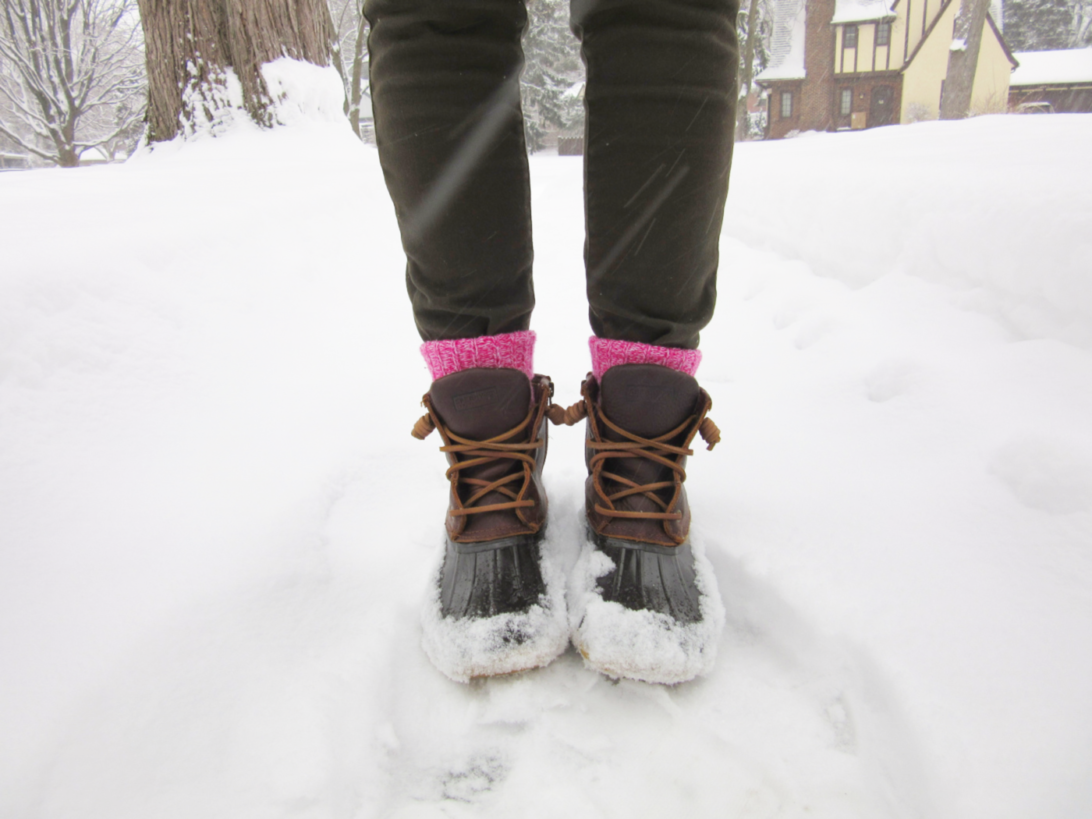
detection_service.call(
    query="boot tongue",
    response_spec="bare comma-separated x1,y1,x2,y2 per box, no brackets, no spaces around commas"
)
599,364,700,438
429,367,532,439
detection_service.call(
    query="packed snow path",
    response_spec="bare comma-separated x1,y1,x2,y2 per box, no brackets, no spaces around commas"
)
2,88,1091,817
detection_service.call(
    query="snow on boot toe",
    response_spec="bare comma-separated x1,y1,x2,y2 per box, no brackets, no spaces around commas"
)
570,532,724,685
422,534,569,683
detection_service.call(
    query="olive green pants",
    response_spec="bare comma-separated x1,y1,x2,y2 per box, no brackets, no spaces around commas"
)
366,0,739,349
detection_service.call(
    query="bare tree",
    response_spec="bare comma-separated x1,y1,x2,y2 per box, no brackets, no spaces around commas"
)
137,0,337,144
1075,0,1092,47
327,0,368,139
0,0,145,167
736,0,772,141
939,0,990,120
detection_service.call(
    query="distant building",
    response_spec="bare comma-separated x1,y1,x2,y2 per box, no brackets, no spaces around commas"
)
1,152,30,170
1009,48,1092,114
756,0,1017,139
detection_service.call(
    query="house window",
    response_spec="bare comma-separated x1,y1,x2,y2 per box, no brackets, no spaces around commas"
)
840,88,853,116
780,90,793,119
876,21,891,46
844,25,858,48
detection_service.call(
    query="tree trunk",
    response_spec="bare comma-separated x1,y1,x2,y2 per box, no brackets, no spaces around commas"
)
137,0,337,143
348,8,368,139
735,0,759,141
939,0,990,120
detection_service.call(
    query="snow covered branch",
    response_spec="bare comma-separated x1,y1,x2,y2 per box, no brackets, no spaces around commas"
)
0,0,145,167
326,0,370,140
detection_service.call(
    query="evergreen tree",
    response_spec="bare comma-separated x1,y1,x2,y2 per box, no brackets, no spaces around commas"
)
520,0,584,152
1003,0,1074,50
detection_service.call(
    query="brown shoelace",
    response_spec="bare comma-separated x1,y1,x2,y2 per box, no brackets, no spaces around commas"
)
548,397,720,522
413,392,720,522
413,405,544,517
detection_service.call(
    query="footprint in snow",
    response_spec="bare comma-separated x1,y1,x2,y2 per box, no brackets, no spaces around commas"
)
439,753,508,802
864,359,921,403
990,434,1092,514
794,317,840,349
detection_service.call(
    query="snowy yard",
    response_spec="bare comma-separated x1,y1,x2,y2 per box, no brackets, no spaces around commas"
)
2,76,1091,818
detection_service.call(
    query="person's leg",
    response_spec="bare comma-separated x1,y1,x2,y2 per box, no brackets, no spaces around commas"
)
572,0,739,352
366,0,535,342
367,0,567,680
565,0,739,683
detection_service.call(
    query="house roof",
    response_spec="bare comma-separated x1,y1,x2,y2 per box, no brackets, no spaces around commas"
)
831,0,895,25
755,0,806,82
1010,48,1092,87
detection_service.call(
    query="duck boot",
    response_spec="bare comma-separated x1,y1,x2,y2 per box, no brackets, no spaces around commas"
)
413,367,568,681
563,363,725,684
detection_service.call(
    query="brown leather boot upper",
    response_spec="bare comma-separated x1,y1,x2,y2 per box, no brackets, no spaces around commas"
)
578,364,718,548
413,368,552,544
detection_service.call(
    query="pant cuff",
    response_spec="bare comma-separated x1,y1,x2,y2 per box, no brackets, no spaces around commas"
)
589,336,701,381
421,330,535,381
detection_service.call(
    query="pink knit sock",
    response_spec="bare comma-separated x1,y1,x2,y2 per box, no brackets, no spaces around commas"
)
589,336,701,381
421,330,535,381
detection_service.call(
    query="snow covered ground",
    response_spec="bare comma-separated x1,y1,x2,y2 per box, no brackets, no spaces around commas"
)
2,67,1091,818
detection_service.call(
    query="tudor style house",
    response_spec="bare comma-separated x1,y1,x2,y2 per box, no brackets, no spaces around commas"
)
756,0,1017,139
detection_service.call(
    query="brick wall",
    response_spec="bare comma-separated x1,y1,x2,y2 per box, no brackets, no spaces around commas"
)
800,0,837,132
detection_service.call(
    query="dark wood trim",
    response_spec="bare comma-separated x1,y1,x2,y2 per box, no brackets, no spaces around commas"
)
905,0,954,70
921,0,928,43
872,23,879,71
833,69,903,80
832,26,839,78
1012,83,1092,92
903,0,912,65
986,12,1018,67
839,27,845,73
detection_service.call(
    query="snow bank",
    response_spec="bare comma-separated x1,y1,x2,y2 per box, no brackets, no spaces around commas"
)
2,109,1091,819
725,115,1092,348
262,58,349,126
152,57,349,142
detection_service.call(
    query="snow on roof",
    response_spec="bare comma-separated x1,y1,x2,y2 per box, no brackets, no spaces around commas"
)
1010,48,1092,87
831,0,895,24
756,0,806,82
